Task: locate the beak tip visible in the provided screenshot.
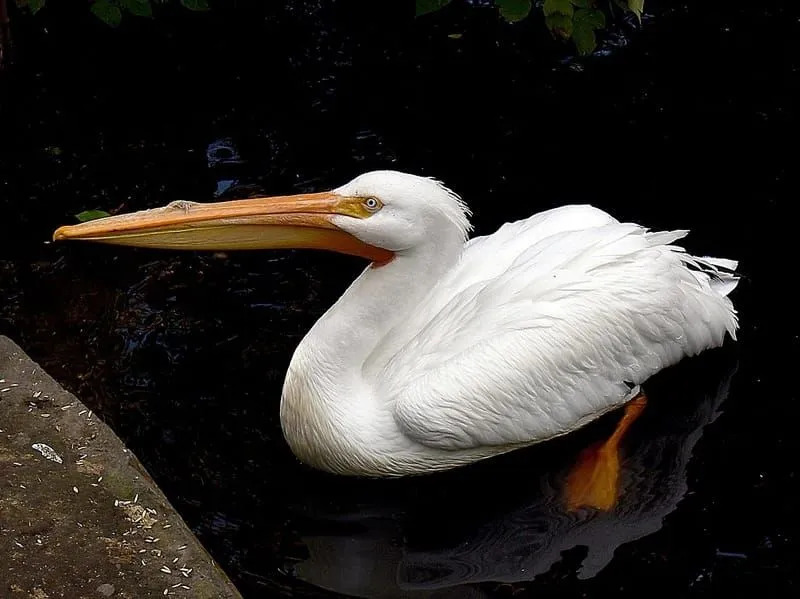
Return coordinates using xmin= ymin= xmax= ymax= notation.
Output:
xmin=53 ymin=226 xmax=72 ymax=242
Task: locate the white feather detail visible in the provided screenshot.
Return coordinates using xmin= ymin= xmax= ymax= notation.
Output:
xmin=376 ymin=206 xmax=738 ymax=451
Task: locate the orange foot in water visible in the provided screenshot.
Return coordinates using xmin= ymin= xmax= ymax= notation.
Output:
xmin=564 ymin=393 xmax=648 ymax=512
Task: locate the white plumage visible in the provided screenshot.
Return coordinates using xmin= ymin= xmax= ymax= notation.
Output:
xmin=279 ymin=172 xmax=738 ymax=476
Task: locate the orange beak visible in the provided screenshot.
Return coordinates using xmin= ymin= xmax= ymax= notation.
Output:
xmin=52 ymin=192 xmax=393 ymax=263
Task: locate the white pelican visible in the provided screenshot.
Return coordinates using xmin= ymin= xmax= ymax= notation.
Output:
xmin=54 ymin=171 xmax=739 ymax=491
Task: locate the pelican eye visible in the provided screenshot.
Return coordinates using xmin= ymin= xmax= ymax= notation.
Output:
xmin=363 ymin=197 xmax=382 ymax=212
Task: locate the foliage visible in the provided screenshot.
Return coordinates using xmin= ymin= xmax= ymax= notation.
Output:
xmin=416 ymin=0 xmax=454 ymax=17
xmin=90 ymin=0 xmax=122 ymax=26
xmin=416 ymin=0 xmax=644 ymax=55
xmin=498 ymin=0 xmax=532 ymax=23
xmin=26 ymin=0 xmax=44 ymax=14
xmin=13 ymin=1 xmax=641 ymax=53
xmin=75 ymin=209 xmax=111 ymax=222
xmin=14 ymin=0 xmax=209 ymax=27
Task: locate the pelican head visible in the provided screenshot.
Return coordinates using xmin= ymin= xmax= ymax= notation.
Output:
xmin=52 ymin=170 xmax=471 ymax=260
xmin=331 ymin=171 xmax=472 ymax=252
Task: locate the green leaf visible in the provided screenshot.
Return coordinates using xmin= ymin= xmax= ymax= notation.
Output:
xmin=545 ymin=13 xmax=573 ymax=39
xmin=28 ymin=0 xmax=45 ymax=14
xmin=570 ymin=0 xmax=592 ymax=8
xmin=572 ymin=8 xmax=605 ymax=55
xmin=572 ymin=23 xmax=596 ymax=55
xmin=627 ymin=0 xmax=644 ymax=22
xmin=119 ymin=0 xmax=153 ymax=18
xmin=497 ymin=0 xmax=532 ymax=22
xmin=91 ymin=0 xmax=122 ymax=26
xmin=415 ymin=0 xmax=453 ymax=17
xmin=75 ymin=210 xmax=111 ymax=223
xmin=543 ymin=0 xmax=573 ymax=18
xmin=574 ymin=7 xmax=605 ymax=29
xmin=180 ymin=0 xmax=210 ymax=11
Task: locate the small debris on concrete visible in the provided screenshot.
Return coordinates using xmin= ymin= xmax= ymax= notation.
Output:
xmin=31 ymin=442 xmax=63 ymax=464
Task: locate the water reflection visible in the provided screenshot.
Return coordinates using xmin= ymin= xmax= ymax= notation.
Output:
xmin=284 ymin=356 xmax=735 ymax=598
xmin=207 ymin=137 xmax=244 ymax=167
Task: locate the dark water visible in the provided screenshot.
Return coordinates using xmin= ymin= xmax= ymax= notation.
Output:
xmin=1 ymin=1 xmax=798 ymax=597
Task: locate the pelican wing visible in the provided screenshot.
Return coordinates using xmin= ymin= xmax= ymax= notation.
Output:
xmin=372 ymin=205 xmax=738 ymax=451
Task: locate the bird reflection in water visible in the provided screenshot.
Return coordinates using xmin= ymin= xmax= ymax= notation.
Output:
xmin=281 ymin=355 xmax=735 ymax=599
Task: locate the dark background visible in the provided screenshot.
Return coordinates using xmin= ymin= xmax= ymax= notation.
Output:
xmin=1 ymin=1 xmax=798 ymax=597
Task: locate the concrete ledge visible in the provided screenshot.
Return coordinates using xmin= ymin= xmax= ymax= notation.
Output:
xmin=0 ymin=336 xmax=242 ymax=599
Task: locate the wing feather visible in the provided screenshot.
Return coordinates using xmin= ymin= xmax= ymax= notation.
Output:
xmin=370 ymin=205 xmax=738 ymax=451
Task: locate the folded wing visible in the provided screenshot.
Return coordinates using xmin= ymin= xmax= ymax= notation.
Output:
xmin=367 ymin=205 xmax=738 ymax=451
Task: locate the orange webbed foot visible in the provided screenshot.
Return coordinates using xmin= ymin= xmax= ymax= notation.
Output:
xmin=564 ymin=394 xmax=647 ymax=512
